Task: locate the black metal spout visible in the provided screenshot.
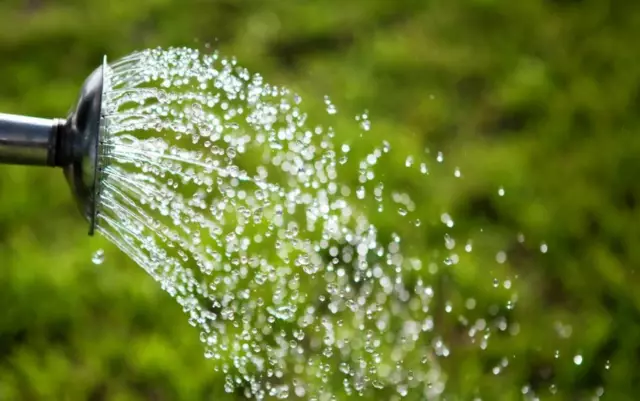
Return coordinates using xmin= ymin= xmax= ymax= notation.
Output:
xmin=0 ymin=58 xmax=106 ymax=235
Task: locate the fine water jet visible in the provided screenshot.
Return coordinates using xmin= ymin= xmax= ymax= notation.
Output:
xmin=0 ymin=57 xmax=107 ymax=235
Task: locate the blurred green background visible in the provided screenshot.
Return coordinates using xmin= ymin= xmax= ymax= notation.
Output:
xmin=1 ymin=0 xmax=640 ymax=399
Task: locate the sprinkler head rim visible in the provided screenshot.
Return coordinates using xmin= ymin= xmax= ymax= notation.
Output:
xmin=60 ymin=57 xmax=106 ymax=236
xmin=87 ymin=56 xmax=107 ymax=236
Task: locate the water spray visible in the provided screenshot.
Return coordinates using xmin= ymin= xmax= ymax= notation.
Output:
xmin=0 ymin=58 xmax=106 ymax=235
xmin=0 ymin=47 xmax=530 ymax=399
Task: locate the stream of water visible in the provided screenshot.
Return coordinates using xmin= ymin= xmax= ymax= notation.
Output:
xmin=95 ymin=47 xmax=524 ymax=400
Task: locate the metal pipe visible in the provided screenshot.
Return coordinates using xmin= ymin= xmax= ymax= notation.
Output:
xmin=0 ymin=113 xmax=62 ymax=166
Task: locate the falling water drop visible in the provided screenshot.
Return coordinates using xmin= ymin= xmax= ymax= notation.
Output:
xmin=405 ymin=156 xmax=414 ymax=167
xmin=92 ymin=249 xmax=105 ymax=265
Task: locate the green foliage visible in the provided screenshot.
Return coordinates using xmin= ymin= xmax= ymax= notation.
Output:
xmin=0 ymin=0 xmax=639 ymax=399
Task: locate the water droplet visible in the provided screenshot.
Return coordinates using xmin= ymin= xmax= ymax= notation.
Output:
xmin=396 ymin=384 xmax=408 ymax=397
xmin=405 ymin=156 xmax=414 ymax=167
xmin=92 ymin=249 xmax=105 ymax=265
xmin=464 ymin=241 xmax=473 ymax=252
xmin=574 ymin=354 xmax=583 ymax=365
xmin=324 ymin=96 xmax=337 ymax=114
xmin=440 ymin=213 xmax=454 ymax=228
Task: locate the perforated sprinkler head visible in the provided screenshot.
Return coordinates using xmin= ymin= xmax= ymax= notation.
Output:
xmin=0 ymin=57 xmax=107 ymax=235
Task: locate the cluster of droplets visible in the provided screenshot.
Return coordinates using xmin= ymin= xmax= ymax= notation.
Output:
xmin=91 ymin=47 xmax=578 ymax=400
